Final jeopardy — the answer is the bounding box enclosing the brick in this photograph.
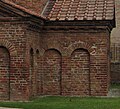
[0,0,115,101]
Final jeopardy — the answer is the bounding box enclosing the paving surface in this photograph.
[108,89,120,97]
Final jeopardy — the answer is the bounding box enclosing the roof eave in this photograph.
[1,0,46,20]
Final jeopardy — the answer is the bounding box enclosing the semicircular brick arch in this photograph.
[0,39,17,56]
[67,41,93,57]
[42,47,62,56]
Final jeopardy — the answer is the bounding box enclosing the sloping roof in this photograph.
[43,0,115,21]
[1,0,115,22]
[7,0,48,14]
[1,0,45,19]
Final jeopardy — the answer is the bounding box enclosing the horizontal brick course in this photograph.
[0,0,115,101]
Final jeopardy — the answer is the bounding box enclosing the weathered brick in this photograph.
[0,0,115,101]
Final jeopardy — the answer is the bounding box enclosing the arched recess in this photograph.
[67,41,93,57]
[43,49,62,95]
[70,48,91,96]
[0,39,17,56]
[29,48,34,96]
[0,46,10,100]
[36,49,39,95]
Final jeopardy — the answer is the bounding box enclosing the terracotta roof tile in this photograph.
[7,0,48,14]
[1,0,46,19]
[43,0,115,21]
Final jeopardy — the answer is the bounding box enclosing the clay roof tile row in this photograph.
[1,0,46,19]
[43,0,115,21]
[1,0,115,21]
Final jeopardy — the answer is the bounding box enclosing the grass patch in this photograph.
[0,96,120,109]
[111,83,120,89]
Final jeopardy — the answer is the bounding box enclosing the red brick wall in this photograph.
[70,49,90,96]
[43,49,62,95]
[0,21,29,100]
[29,48,34,96]
[0,19,111,100]
[39,28,110,96]
[0,47,10,100]
[25,26,41,97]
